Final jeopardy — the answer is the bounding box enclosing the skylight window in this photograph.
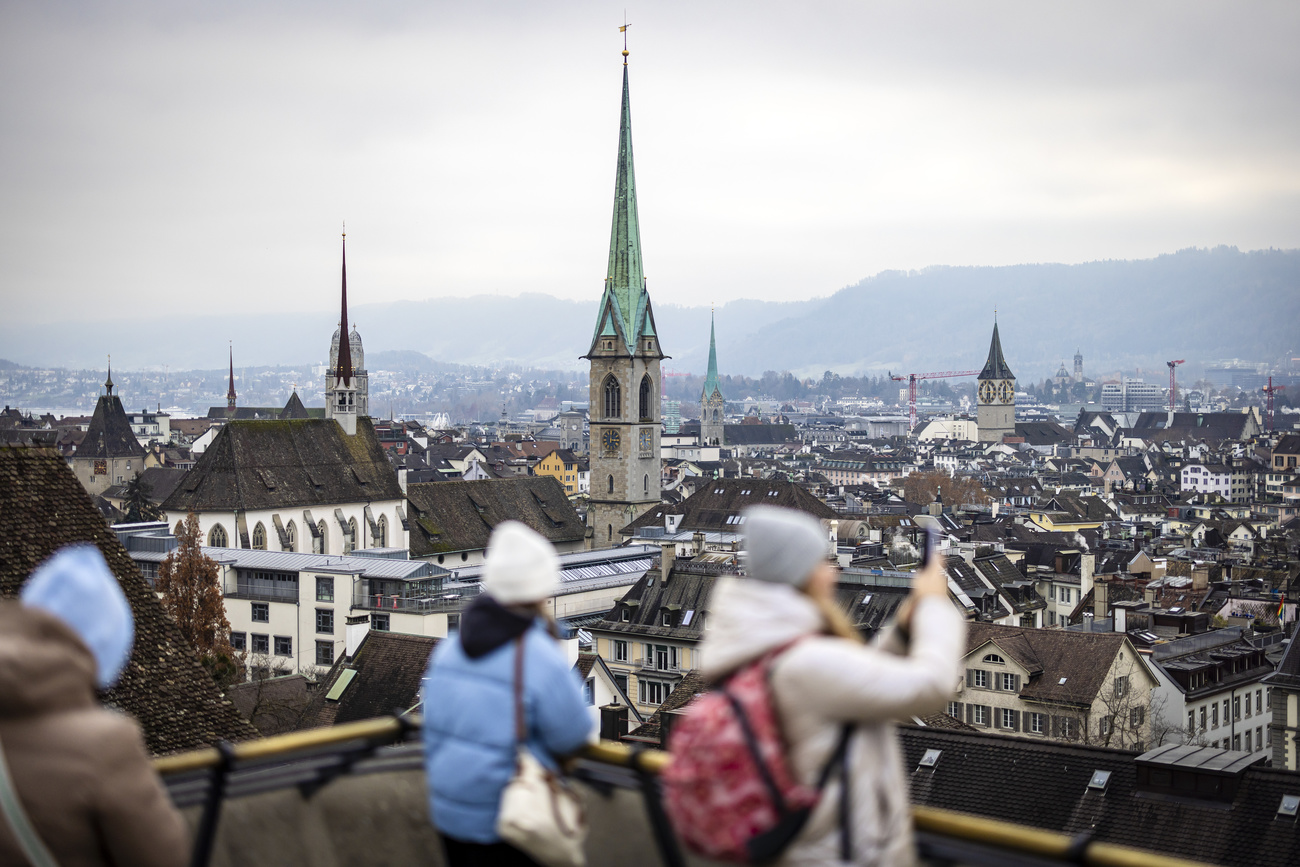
[1087,770,1111,791]
[1059,677,1068,685]
[1279,795,1300,819]
[682,610,694,626]
[918,749,941,769]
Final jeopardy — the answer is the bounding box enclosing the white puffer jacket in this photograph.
[700,577,965,867]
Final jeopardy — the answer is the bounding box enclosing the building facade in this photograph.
[585,53,664,546]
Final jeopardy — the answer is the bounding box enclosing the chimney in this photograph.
[345,614,371,659]
[1094,581,1108,621]
[693,531,705,556]
[1143,583,1155,605]
[1192,565,1209,592]
[660,541,675,584]
[1080,553,1096,598]
[600,704,629,742]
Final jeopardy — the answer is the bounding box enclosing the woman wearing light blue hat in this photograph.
[0,545,188,867]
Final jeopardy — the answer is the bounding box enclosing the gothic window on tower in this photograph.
[252,522,266,550]
[608,475,614,494]
[209,524,228,547]
[639,375,652,421]
[315,521,327,555]
[285,521,297,552]
[604,375,622,419]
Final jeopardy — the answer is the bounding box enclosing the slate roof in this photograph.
[78,393,146,459]
[1262,632,1300,691]
[978,322,1014,381]
[135,466,188,505]
[161,417,403,513]
[965,622,1128,708]
[0,448,256,754]
[721,424,798,445]
[304,630,438,729]
[280,391,310,419]
[900,727,1300,867]
[405,477,583,557]
[1013,421,1074,446]
[622,477,834,536]
[597,562,718,643]
[973,554,1046,614]
[625,670,708,744]
[945,555,1011,621]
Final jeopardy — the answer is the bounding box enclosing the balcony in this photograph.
[637,656,686,675]
[223,580,297,604]
[352,592,470,614]
[155,716,1217,867]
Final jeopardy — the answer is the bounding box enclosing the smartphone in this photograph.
[918,526,938,569]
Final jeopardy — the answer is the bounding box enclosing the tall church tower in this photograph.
[325,233,358,436]
[977,319,1016,443]
[700,312,725,446]
[585,47,665,547]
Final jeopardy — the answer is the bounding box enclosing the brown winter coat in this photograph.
[0,601,189,867]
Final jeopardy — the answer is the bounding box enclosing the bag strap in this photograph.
[0,735,60,867]
[721,688,789,815]
[513,636,527,745]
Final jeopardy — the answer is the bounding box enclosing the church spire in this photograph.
[104,355,113,396]
[703,310,721,400]
[227,344,237,411]
[336,232,353,386]
[979,320,1014,381]
[589,50,656,355]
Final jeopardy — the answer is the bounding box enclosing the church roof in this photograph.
[161,417,403,513]
[588,58,659,356]
[405,477,584,557]
[79,392,146,460]
[979,322,1015,381]
[281,391,310,419]
[335,235,354,386]
[702,311,722,402]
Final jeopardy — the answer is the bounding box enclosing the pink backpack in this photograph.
[661,645,851,863]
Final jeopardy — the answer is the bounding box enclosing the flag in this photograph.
[1277,596,1286,621]
[619,25,627,32]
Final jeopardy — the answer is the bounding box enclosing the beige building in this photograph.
[950,623,1158,750]
[71,369,147,498]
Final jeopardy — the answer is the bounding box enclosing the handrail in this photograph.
[153,714,1213,867]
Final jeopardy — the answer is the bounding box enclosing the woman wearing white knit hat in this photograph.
[422,522,593,866]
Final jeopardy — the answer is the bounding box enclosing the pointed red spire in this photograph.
[337,233,353,387]
[227,344,237,410]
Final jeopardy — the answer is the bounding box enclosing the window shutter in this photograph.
[1012,710,1020,732]
[1013,674,1021,692]
[966,703,974,724]
[966,669,974,687]
[1051,715,1060,737]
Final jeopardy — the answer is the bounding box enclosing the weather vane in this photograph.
[620,13,631,61]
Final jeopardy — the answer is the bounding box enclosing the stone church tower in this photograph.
[585,50,664,546]
[325,234,360,436]
[325,234,368,421]
[700,312,725,446]
[977,320,1016,443]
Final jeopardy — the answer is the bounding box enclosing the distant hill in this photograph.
[2,247,1296,381]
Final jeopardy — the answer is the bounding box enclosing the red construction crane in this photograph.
[1263,376,1286,432]
[1166,359,1185,413]
[889,370,980,430]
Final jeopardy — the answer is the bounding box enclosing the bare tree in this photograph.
[901,470,991,507]
[1087,659,1154,750]
[157,512,241,688]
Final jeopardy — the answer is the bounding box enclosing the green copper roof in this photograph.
[702,311,722,401]
[590,63,656,355]
[979,321,1015,381]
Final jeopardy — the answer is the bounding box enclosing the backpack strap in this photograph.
[720,688,789,815]
[513,636,527,745]
[0,734,60,867]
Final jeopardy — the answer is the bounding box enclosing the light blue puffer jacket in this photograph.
[422,619,593,843]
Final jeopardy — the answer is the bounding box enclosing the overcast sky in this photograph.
[2,1,1297,329]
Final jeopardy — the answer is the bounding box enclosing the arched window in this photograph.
[252,522,266,550]
[639,375,652,421]
[712,409,719,422]
[285,520,297,552]
[345,518,358,554]
[315,520,328,555]
[174,520,184,536]
[209,524,228,547]
[376,515,388,548]
[608,475,614,494]
[603,375,621,419]
[644,474,649,494]
[607,524,613,541]
[983,653,1006,665]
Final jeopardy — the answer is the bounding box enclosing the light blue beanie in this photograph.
[22,545,135,689]
[742,506,830,588]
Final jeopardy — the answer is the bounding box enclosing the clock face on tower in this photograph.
[601,428,621,456]
[978,381,994,403]
[639,427,652,453]
[998,381,1014,404]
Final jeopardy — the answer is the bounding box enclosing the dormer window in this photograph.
[661,611,672,627]
[983,653,1006,665]
[621,608,630,622]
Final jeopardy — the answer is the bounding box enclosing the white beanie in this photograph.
[22,544,135,689]
[742,506,830,588]
[483,521,561,605]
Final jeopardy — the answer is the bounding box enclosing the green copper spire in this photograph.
[703,310,721,400]
[589,59,656,355]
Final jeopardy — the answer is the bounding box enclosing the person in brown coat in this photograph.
[0,545,188,867]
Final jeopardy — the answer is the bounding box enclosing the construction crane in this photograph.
[1263,376,1286,432]
[1166,359,1185,414]
[889,370,979,430]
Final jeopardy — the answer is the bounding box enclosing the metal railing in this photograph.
[154,714,1217,867]
[637,657,685,674]
[351,593,466,614]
